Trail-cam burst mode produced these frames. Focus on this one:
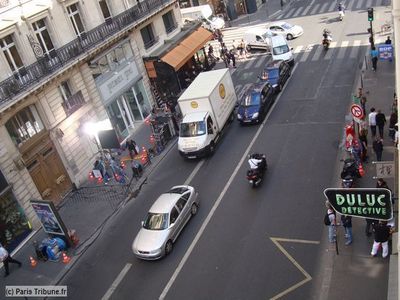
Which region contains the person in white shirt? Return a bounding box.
[368,107,378,137]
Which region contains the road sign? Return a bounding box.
[374,161,395,178]
[324,188,393,221]
[350,104,364,119]
[378,44,393,61]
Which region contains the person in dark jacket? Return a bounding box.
[388,112,397,141]
[0,243,22,277]
[359,129,368,162]
[372,137,384,161]
[375,110,386,139]
[341,215,352,245]
[371,221,392,258]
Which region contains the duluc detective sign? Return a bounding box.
[324,188,393,221]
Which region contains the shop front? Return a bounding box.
[96,59,152,142]
[0,170,32,252]
[144,23,213,107]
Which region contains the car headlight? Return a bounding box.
[237,114,242,119]
[252,112,259,119]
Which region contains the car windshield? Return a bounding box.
[180,121,206,137]
[143,213,168,230]
[281,23,293,30]
[267,69,279,79]
[273,45,289,55]
[242,93,260,107]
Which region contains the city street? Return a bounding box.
[50,1,392,299]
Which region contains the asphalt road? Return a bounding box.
[55,2,379,299]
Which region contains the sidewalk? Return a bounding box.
[0,120,178,288]
[324,50,397,299]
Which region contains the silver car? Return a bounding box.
[132,185,199,260]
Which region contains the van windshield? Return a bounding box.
[273,45,290,55]
[180,121,206,137]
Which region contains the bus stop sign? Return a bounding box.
[324,188,393,221]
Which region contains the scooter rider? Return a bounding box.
[338,2,345,14]
[248,153,266,173]
[323,29,332,41]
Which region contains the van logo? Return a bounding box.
[190,101,198,108]
[219,83,226,99]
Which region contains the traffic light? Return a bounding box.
[368,7,374,21]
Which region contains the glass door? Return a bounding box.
[106,100,128,140]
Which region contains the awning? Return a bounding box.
[161,27,213,71]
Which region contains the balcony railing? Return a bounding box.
[62,90,85,116]
[165,23,177,34]
[144,37,159,49]
[0,0,174,108]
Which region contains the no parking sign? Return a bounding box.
[350,104,364,121]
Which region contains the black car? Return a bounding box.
[237,82,275,124]
[259,60,291,93]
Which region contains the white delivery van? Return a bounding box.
[178,68,237,158]
[270,35,294,66]
[181,5,225,30]
[243,28,274,51]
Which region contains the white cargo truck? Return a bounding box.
[178,68,237,158]
[180,5,225,30]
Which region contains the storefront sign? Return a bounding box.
[98,61,140,105]
[31,200,68,236]
[378,44,393,61]
[324,188,392,220]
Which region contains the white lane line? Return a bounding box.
[302,5,312,16]
[284,7,297,18]
[336,41,349,59]
[159,63,299,300]
[311,45,324,61]
[366,0,373,9]
[299,44,314,62]
[254,55,267,68]
[319,3,328,13]
[328,1,336,11]
[355,0,363,9]
[293,45,304,54]
[184,160,205,186]
[323,42,336,60]
[346,0,355,10]
[292,7,303,18]
[310,3,320,15]
[102,263,132,300]
[349,40,361,58]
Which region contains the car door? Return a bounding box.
[169,206,181,241]
[255,35,264,48]
[176,192,191,223]
[262,85,273,111]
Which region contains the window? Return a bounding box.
[0,34,24,73]
[207,116,214,134]
[176,196,188,211]
[162,11,176,33]
[67,3,85,37]
[32,19,55,57]
[169,207,179,225]
[140,25,156,49]
[99,0,111,21]
[59,81,85,116]
[5,105,44,146]
[59,80,72,101]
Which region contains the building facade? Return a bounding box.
[0,0,192,251]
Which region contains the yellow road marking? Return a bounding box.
[269,237,320,300]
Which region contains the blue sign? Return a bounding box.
[378,44,393,61]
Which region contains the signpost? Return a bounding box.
[324,188,393,221]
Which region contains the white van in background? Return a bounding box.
[243,28,274,51]
[181,5,225,30]
[270,35,294,66]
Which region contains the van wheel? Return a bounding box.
[286,34,293,40]
[209,142,215,155]
[165,240,173,256]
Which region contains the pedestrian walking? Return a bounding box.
[126,139,139,159]
[229,49,236,68]
[375,110,386,139]
[368,107,377,137]
[371,46,379,71]
[360,96,367,116]
[376,178,392,204]
[0,243,22,277]
[388,112,397,141]
[359,129,368,162]
[371,221,392,258]
[325,201,337,243]
[341,215,353,245]
[372,137,384,161]
[131,160,143,179]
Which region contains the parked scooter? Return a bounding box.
[247,153,267,187]
[340,158,361,187]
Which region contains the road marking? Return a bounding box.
[366,0,373,8]
[319,2,328,13]
[310,3,320,15]
[101,263,132,300]
[270,238,320,300]
[184,160,205,186]
[311,45,324,61]
[293,45,304,54]
[347,0,355,10]
[355,0,363,9]
[349,40,361,58]
[159,62,299,300]
[328,1,336,11]
[254,55,267,68]
[285,7,296,18]
[336,41,349,59]
[323,42,336,60]
[302,3,312,16]
[292,7,303,17]
[299,44,314,62]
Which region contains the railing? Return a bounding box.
[144,37,159,50]
[62,90,85,116]
[165,23,177,34]
[0,0,174,108]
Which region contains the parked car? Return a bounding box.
[266,21,304,40]
[237,82,275,124]
[259,60,291,93]
[132,185,199,260]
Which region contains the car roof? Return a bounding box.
[269,21,288,26]
[149,193,181,213]
[265,60,284,69]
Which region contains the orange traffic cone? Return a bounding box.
[62,252,71,264]
[29,256,37,267]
